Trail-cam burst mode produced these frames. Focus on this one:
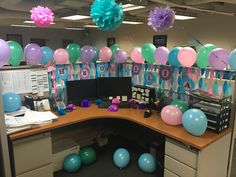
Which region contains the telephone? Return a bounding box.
[49,97,66,111]
[24,95,66,112]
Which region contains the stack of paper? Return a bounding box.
[5,109,58,134]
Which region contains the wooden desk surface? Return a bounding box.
[9,105,231,150]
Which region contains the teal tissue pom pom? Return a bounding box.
[90,0,124,31]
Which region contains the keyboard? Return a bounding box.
[98,101,130,109]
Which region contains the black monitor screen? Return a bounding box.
[97,77,132,99]
[66,79,97,105]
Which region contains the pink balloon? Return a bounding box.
[178,47,197,67]
[0,39,10,67]
[161,105,183,126]
[154,46,169,65]
[54,48,69,65]
[130,47,144,64]
[208,48,229,70]
[99,47,112,62]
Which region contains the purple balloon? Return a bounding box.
[24,43,42,65]
[114,49,128,63]
[0,39,10,67]
[208,48,229,70]
[154,46,169,65]
[80,45,95,63]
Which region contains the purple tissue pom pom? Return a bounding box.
[148,6,175,32]
[81,100,91,107]
[108,105,118,112]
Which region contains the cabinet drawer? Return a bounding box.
[164,169,180,177]
[13,132,52,175]
[165,139,198,169]
[17,163,53,177]
[165,155,196,177]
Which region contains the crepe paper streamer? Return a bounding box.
[95,99,103,105]
[90,0,124,31]
[81,100,91,107]
[208,70,214,94]
[58,109,66,115]
[108,105,118,112]
[30,6,54,27]
[112,98,121,104]
[148,6,175,32]
[66,104,76,111]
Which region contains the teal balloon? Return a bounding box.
[110,44,120,62]
[229,49,236,71]
[79,147,96,165]
[141,43,156,64]
[113,148,130,169]
[63,154,81,173]
[3,92,21,112]
[92,47,98,62]
[170,99,188,113]
[138,153,156,173]
[168,47,181,66]
[182,109,208,136]
[41,46,53,65]
[66,43,81,64]
[197,44,216,68]
[7,41,23,66]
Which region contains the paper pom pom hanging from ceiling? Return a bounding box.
[30,6,54,27]
[90,0,124,31]
[148,6,175,32]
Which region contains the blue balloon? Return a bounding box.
[182,109,208,136]
[168,47,181,66]
[3,92,21,112]
[113,148,130,169]
[228,49,236,71]
[63,154,81,173]
[138,153,156,173]
[41,46,53,65]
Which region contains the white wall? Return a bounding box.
[0,26,85,50]
[83,14,236,52]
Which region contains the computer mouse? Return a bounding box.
[144,109,152,118]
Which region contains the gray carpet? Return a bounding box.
[231,141,236,177]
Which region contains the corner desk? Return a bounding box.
[8,105,232,177]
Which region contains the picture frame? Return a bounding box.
[6,34,23,47]
[153,35,167,47]
[62,39,74,48]
[107,37,116,47]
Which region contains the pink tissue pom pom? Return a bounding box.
[112,98,121,104]
[30,6,54,27]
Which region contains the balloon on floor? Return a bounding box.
[138,153,156,173]
[63,153,81,173]
[79,147,97,165]
[113,148,130,169]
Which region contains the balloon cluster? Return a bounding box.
[113,148,156,173]
[63,147,96,173]
[161,100,208,136]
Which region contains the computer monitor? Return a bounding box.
[66,79,97,105]
[97,77,132,100]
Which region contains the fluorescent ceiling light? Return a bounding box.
[123,3,145,11]
[83,25,98,28]
[24,20,55,24]
[175,15,196,20]
[11,24,36,28]
[61,15,90,20]
[122,21,143,24]
[65,27,85,30]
